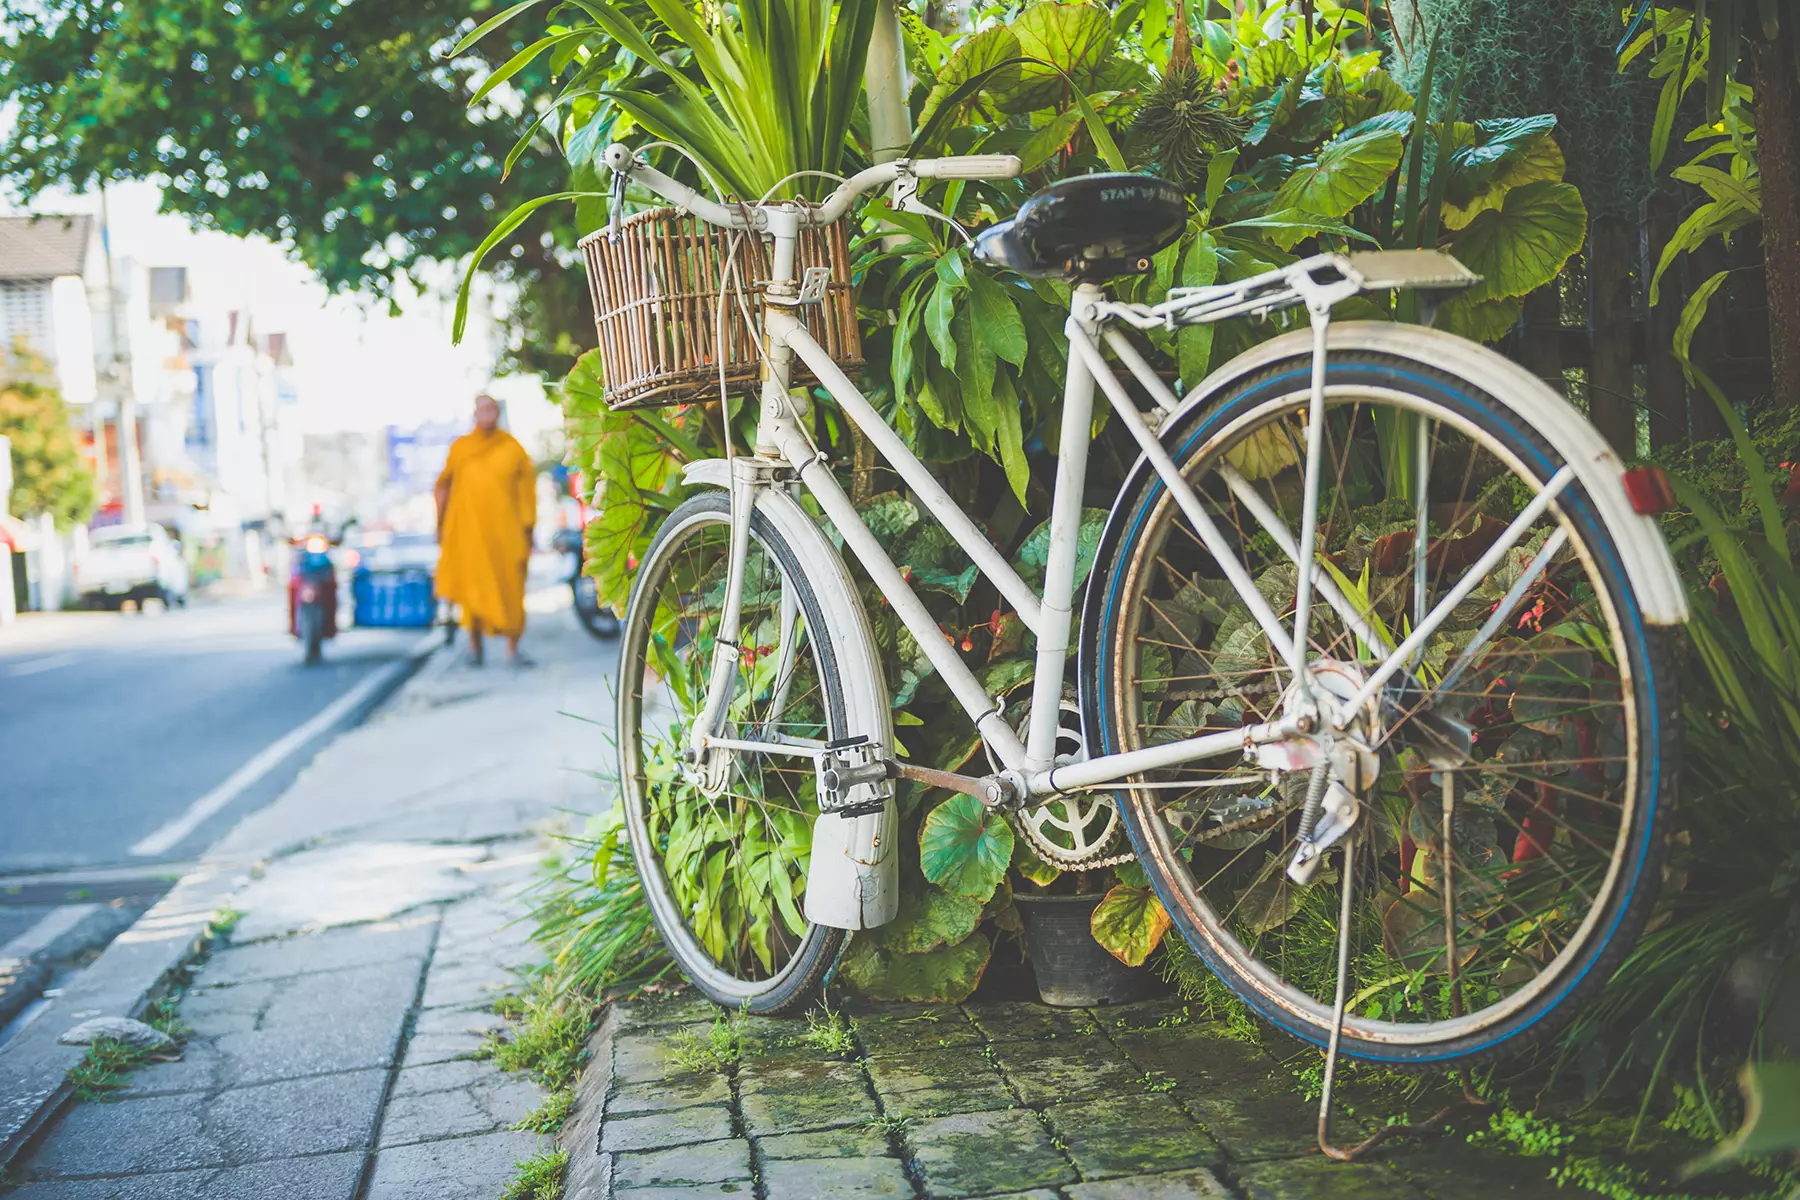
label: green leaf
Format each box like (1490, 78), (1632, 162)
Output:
(1010, 507), (1110, 590)
(1218, 208), (1380, 250)
(1272, 129), (1405, 219)
(1017, 108), (1084, 173)
(1447, 180), (1586, 303)
(870, 883), (983, 954)
(1177, 231), (1218, 385)
(1438, 293), (1524, 344)
(925, 278), (960, 371)
(839, 930), (992, 1002)
(1089, 884), (1171, 967)
(1440, 131), (1565, 231)
(448, 0), (551, 56)
(1687, 1062), (1800, 1175)
(1672, 270), (1729, 366)
(968, 273), (1028, 367)
(455, 192), (601, 341)
(919, 795), (1014, 899)
(1002, 2), (1114, 113)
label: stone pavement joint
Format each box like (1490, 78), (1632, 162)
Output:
(560, 993), (1571, 1200)
(5, 610), (617, 1198)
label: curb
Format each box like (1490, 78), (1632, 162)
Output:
(0, 632), (443, 1169)
(558, 1003), (619, 1200)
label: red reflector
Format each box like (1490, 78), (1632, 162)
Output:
(1622, 465), (1677, 515)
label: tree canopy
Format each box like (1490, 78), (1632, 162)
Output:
(0, 0), (590, 373)
(0, 349), (96, 528)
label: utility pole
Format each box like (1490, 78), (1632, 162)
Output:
(98, 186), (146, 527)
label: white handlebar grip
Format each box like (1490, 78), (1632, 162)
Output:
(602, 143), (635, 173)
(918, 155), (1023, 180)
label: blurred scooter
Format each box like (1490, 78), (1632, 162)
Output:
(552, 527), (618, 639)
(289, 516), (354, 664)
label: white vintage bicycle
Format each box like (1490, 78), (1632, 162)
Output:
(594, 144), (1688, 1077)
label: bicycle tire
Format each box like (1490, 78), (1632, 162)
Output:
(1081, 345), (1677, 1068)
(617, 492), (850, 1015)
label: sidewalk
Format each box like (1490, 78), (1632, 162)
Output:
(4, 595), (617, 1199)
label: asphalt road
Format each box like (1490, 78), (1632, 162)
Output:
(0, 591), (426, 875)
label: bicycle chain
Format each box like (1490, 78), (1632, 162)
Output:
(1010, 802), (1139, 870)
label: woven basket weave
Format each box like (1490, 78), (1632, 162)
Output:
(577, 207), (862, 411)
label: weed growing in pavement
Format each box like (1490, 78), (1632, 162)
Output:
(498, 1147), (568, 1200)
(65, 1039), (151, 1101)
(207, 908), (243, 939)
(1141, 1072), (1177, 1094)
(865, 1112), (912, 1139)
(513, 1087), (574, 1134)
(801, 1001), (855, 1055)
(668, 1007), (744, 1074)
(477, 978), (590, 1090)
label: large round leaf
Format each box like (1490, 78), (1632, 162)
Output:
(919, 795), (1014, 899)
(1000, 3), (1114, 114)
(870, 883), (983, 954)
(1442, 123), (1565, 231)
(839, 930), (992, 1002)
(1089, 884), (1171, 967)
(1272, 128), (1404, 219)
(1449, 180), (1587, 303)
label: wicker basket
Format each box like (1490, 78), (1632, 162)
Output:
(577, 207), (862, 411)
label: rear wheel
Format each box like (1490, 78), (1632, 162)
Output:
(299, 604), (325, 665)
(617, 493), (850, 1014)
(1082, 349), (1675, 1067)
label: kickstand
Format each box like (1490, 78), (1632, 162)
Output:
(1315, 819), (1487, 1163)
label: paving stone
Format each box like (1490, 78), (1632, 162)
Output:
(364, 1128), (548, 1199)
(758, 1155), (913, 1199)
(614, 995), (725, 1032)
(610, 1139), (753, 1188)
(21, 1091), (217, 1177)
(1044, 1093), (1222, 1180)
(961, 1000), (1102, 1045)
(24, 1070), (386, 1177)
(417, 956), (520, 1010)
(1094, 996), (1203, 1035)
(1111, 1027), (1318, 1161)
(608, 1073), (732, 1118)
(400, 1005), (509, 1066)
(1236, 1156), (1427, 1200)
(1065, 1167), (1233, 1199)
(907, 1107), (1077, 1198)
(377, 1063), (543, 1146)
(864, 1046), (1016, 1119)
(5, 1152), (365, 1199)
(1384, 1143), (1568, 1199)
(612, 1186), (753, 1199)
(200, 917), (436, 987)
(204, 1068), (391, 1163)
(738, 1056), (877, 1134)
(986, 1040), (1139, 1107)
(757, 1125), (892, 1159)
(600, 1104), (734, 1153)
(178, 981), (278, 1036)
(210, 1012), (406, 1087)
(852, 1004), (982, 1058)
(113, 1040), (227, 1098)
(612, 1030), (718, 1086)
(259, 959), (424, 1028)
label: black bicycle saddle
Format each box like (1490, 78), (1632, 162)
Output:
(973, 173), (1187, 280)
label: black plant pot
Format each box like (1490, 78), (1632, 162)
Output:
(1013, 892), (1151, 1007)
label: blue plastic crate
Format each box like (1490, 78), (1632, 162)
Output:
(352, 568), (437, 629)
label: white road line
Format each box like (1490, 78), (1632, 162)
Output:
(128, 658), (411, 857)
(4, 652), (79, 678)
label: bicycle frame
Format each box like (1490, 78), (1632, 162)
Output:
(688, 219), (1530, 803)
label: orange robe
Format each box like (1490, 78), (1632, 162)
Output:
(435, 429), (536, 637)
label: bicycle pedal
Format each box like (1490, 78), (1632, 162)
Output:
(816, 737), (896, 814)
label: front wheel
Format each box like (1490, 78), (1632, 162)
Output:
(1082, 347), (1676, 1067)
(617, 493), (859, 1014)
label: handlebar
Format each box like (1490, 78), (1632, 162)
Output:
(601, 143), (1021, 233)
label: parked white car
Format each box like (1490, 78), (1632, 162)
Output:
(74, 525), (191, 610)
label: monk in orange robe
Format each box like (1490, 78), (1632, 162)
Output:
(435, 395), (536, 665)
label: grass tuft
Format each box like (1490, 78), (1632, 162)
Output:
(497, 1147), (568, 1200)
(669, 1007), (744, 1074)
(513, 1087), (574, 1134)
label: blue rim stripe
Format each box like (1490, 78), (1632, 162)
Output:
(1093, 362), (1662, 1062)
